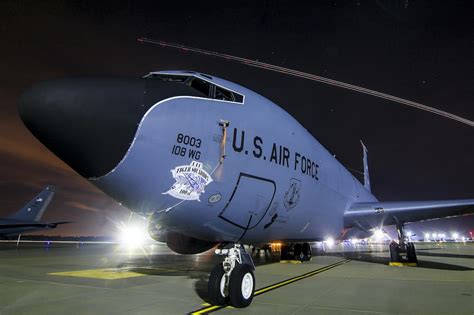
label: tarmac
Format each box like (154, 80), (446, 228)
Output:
(0, 241), (472, 314)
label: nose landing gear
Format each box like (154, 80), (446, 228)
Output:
(208, 244), (256, 308)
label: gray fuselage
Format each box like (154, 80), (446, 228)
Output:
(90, 71), (377, 244)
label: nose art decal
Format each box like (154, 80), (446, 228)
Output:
(163, 161), (213, 201)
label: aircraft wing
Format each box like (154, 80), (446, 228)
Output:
(344, 199), (474, 231)
(0, 221), (70, 229)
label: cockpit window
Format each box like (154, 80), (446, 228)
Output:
(149, 73), (190, 82)
(215, 86), (233, 101)
(145, 73), (244, 104)
(189, 77), (211, 97)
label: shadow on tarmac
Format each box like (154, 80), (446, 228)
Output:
(119, 245), (472, 306)
(118, 248), (281, 302)
(416, 252), (474, 259)
(120, 245), (473, 305)
(318, 249), (474, 271)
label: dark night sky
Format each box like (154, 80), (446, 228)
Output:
(0, 0), (472, 237)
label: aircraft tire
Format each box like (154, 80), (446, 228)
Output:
(406, 242), (417, 263)
(228, 264), (255, 308)
(389, 241), (401, 262)
(208, 263), (228, 305)
(280, 244), (289, 260)
(294, 243), (303, 261)
(302, 242), (312, 261)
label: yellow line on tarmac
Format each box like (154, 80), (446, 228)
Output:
(48, 268), (145, 280)
(254, 259), (350, 295)
(189, 259), (351, 314)
(190, 305), (223, 314)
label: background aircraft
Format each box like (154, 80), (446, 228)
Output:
(18, 69), (474, 307)
(0, 186), (68, 238)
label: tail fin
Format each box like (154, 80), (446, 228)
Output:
(360, 141), (371, 192)
(8, 186), (55, 221)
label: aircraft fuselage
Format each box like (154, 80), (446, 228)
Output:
(85, 71), (377, 244)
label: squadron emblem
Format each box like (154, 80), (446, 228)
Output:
(163, 161), (213, 201)
(284, 178), (302, 210)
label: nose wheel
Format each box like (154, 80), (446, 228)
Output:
(208, 263), (228, 305)
(228, 263), (255, 307)
(208, 244), (256, 308)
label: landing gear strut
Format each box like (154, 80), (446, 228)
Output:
(280, 242), (312, 262)
(389, 218), (417, 265)
(208, 244), (256, 308)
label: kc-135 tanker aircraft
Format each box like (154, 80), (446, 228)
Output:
(0, 186), (68, 238)
(18, 42), (474, 307)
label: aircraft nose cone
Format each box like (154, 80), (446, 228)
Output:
(19, 78), (145, 178)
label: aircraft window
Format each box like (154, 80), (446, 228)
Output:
(189, 78), (212, 97)
(150, 73), (190, 82)
(232, 92), (244, 103)
(213, 86), (244, 103)
(215, 86), (233, 101)
(146, 73), (244, 103)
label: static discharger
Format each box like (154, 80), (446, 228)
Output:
(138, 37), (474, 128)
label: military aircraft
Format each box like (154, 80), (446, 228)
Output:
(18, 68), (474, 307)
(0, 186), (67, 238)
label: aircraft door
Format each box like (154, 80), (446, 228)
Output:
(219, 173), (276, 230)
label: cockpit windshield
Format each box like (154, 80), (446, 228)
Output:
(145, 73), (244, 103)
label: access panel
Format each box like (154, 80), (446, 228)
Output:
(219, 173), (276, 230)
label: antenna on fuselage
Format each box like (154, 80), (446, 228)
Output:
(138, 37), (474, 127)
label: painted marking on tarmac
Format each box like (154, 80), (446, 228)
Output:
(189, 259), (351, 314)
(389, 262), (417, 267)
(279, 259), (302, 264)
(48, 268), (145, 280)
